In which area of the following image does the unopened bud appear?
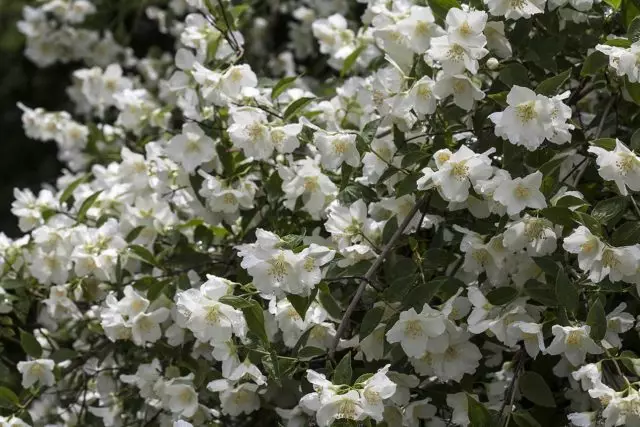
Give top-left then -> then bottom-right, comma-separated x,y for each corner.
486,57 -> 499,70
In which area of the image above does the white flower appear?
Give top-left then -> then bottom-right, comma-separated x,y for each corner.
165,123 -> 216,173
427,36 -> 488,75
228,107 -> 273,160
588,140 -> 640,196
131,308 -> 170,346
409,76 -> 438,116
589,245 -> 639,283
386,304 -> 448,358
430,146 -> 495,202
17,359 -> 56,388
433,74 -> 485,111
563,226 -> 604,272
208,380 -> 261,416
493,171 -> 547,215
314,131 -> 360,170
485,0 -> 545,20
316,390 -> 366,426
164,383 -> 199,417
604,303 -> 635,348
359,365 -> 397,421
503,216 -> 557,256
507,321 -> 545,358
546,325 -> 603,366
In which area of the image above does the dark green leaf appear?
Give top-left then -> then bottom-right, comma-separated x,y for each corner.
382,217 -> 399,244
518,371 -> 556,407
428,0 -> 461,21
59,174 -> 89,205
587,299 -> 607,341
611,221 -> 640,246
360,306 -> 385,339
467,394 -> 491,427
341,45 -> 366,77
219,295 -> 255,309
540,207 -> 576,228
629,16 -> 640,42
242,301 -> 269,345
631,128 -> 640,151
625,77 -> 640,105
318,284 -> 342,319
76,190 -> 102,222
486,287 -> 519,305
581,51 -> 609,76
555,195 -> 588,208
271,75 -> 298,100
573,212 -> 603,235
333,352 -> 352,385
513,411 -> 542,427
499,63 -> 530,88
555,268 -> 579,313
287,290 -> 317,319
298,346 -> 325,360
51,348 -> 79,363
422,249 -> 455,269
20,330 -> 43,358
128,245 -> 160,268
0,386 -> 19,408
535,68 -> 572,96
401,276 -> 450,309
591,196 -> 628,224
125,226 -> 146,243
283,97 -> 315,121
360,118 -> 382,145
591,138 -> 617,150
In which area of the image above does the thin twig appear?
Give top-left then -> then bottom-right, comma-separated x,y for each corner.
499,348 -> 526,427
328,194 -> 429,359
324,276 -> 382,292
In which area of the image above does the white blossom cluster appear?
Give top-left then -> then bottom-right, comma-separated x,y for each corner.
3,0 -> 640,426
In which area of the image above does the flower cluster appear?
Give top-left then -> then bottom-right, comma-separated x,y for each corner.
3,0 -> 640,426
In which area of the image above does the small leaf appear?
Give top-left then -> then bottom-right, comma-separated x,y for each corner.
518,371 -> 556,408
51,348 -> 79,363
611,221 -> 640,246
573,212 -> 603,235
629,16 -> 640,42
631,128 -> 640,151
242,301 -> 269,345
401,276 -> 450,309
76,190 -> 102,222
0,386 -> 19,408
499,64 -> 530,88
298,346 -> 325,360
287,290 -> 317,319
421,249 -> 455,269
360,306 -> 385,339
382,217 -> 399,244
555,268 -> 579,313
341,45 -> 366,76
591,196 -> 628,225
271,75 -> 298,100
486,287 -> 519,305
283,97 -> 315,121
428,0 -> 462,21
125,226 -> 146,243
535,68 -> 572,96
20,330 -> 43,358
555,195 -> 589,208
360,118 -> 382,145
513,411 -> 542,427
219,295 -> 255,309
587,299 -> 607,341
625,77 -> 640,105
540,207 -> 576,228
128,245 -> 160,268
318,284 -> 342,319
59,174 -> 89,204
466,394 -> 491,427
581,51 -> 609,76
333,352 -> 353,385
591,138 -> 617,150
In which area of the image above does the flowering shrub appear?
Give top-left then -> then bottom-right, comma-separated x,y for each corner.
5,0 -> 640,426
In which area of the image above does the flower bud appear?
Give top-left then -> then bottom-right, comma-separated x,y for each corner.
486,57 -> 499,70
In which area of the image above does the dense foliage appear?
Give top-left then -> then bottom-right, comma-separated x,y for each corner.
4,0 -> 640,426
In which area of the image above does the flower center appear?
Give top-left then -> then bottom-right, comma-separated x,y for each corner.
516,102 -> 537,123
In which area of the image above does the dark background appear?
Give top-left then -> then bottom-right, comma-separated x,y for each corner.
0,0 -> 67,237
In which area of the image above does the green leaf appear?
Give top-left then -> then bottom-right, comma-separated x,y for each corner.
287,290 -> 317,319
629,16 -> 640,42
395,172 -> 419,197
283,97 -> 315,121
20,330 -> 43,358
125,226 -> 146,243
242,301 -> 269,345
360,306 -> 385,339
591,196 -> 628,224
428,0 -> 461,21
0,386 -> 19,408
341,45 -> 366,77
298,346 -> 325,360
486,287 -> 519,305
421,249 -> 455,269
625,77 -> 640,105
540,207 -> 576,228
587,299 -> 607,341
59,174 -> 89,205
401,276 -> 451,310
631,128 -> 640,151
51,348 -> 79,363
591,138 -> 617,150
513,411 -> 542,427
318,284 -> 342,319
605,0 -> 622,8
466,394 -> 491,427
555,268 -> 579,313
499,63 -> 530,88
555,195 -> 588,208
518,371 -> 556,408
333,352 -> 353,385
573,212 -> 603,235
340,164 -> 354,192
535,68 -> 572,96
382,216 -> 399,244
219,295 -> 255,309
581,51 -> 609,76
76,190 -> 102,222
271,75 -> 298,100
128,245 -> 160,268
360,118 -> 382,145
611,221 -> 640,246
